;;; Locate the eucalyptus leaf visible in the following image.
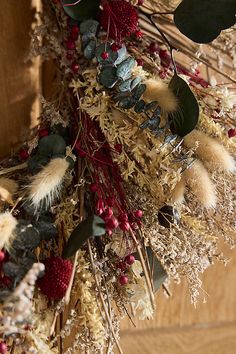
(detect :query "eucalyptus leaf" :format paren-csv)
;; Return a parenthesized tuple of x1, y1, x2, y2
(80, 19, 99, 35)
(81, 33, 95, 47)
(99, 66, 118, 88)
(144, 101, 158, 112)
(114, 45, 127, 65)
(118, 97, 137, 109)
(131, 76, 142, 91)
(116, 57, 135, 80)
(119, 79, 132, 92)
(62, 0, 100, 21)
(132, 83, 146, 100)
(113, 92, 131, 102)
(38, 135, 66, 158)
(62, 215, 105, 258)
(134, 99, 145, 113)
(84, 39, 96, 59)
(168, 74, 199, 137)
(96, 43, 118, 65)
(174, 0, 236, 43)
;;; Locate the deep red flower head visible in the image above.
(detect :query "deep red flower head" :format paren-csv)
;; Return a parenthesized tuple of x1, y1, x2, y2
(37, 256, 73, 300)
(100, 0, 139, 41)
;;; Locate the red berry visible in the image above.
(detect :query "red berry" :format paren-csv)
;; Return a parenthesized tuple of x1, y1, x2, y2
(89, 183, 99, 193)
(71, 62, 79, 73)
(38, 128, 49, 138)
(0, 342, 7, 354)
(106, 196, 116, 207)
(66, 40, 76, 50)
(138, 0, 144, 5)
(19, 148, 29, 161)
(0, 251, 5, 263)
(106, 216, 119, 229)
(104, 207, 113, 219)
(136, 58, 144, 67)
(71, 25, 79, 35)
(134, 210, 143, 218)
(106, 228, 113, 236)
(119, 221, 130, 232)
(101, 51, 109, 60)
(148, 42, 159, 54)
(125, 254, 135, 265)
(228, 128, 236, 138)
(119, 275, 129, 285)
(135, 30, 143, 38)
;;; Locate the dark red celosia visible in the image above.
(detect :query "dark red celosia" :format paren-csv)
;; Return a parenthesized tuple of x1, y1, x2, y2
(37, 256, 73, 300)
(100, 0, 138, 41)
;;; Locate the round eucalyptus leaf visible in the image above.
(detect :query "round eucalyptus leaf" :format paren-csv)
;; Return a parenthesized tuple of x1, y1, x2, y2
(119, 79, 132, 92)
(62, 0, 100, 21)
(81, 33, 96, 47)
(174, 0, 236, 43)
(38, 134, 66, 158)
(114, 44, 127, 65)
(144, 101, 158, 112)
(134, 99, 145, 113)
(99, 66, 118, 88)
(118, 97, 137, 109)
(84, 39, 96, 59)
(96, 43, 118, 65)
(131, 76, 142, 91)
(168, 74, 199, 137)
(113, 92, 131, 103)
(132, 83, 146, 100)
(116, 57, 135, 80)
(80, 19, 99, 35)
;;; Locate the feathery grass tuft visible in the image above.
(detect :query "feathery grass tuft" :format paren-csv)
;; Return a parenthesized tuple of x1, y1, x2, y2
(0, 177, 18, 205)
(0, 212, 18, 250)
(28, 158, 70, 210)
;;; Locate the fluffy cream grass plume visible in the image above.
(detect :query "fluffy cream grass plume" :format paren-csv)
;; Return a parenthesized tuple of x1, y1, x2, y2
(184, 129, 236, 173)
(171, 178, 186, 204)
(28, 158, 69, 210)
(0, 212, 18, 249)
(0, 177, 18, 205)
(184, 159, 217, 208)
(143, 78, 178, 113)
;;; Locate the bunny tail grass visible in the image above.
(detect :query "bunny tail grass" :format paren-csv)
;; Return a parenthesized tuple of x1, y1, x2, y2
(28, 158, 70, 210)
(143, 78, 178, 113)
(0, 177, 18, 205)
(184, 130, 236, 173)
(0, 212, 18, 250)
(183, 160, 217, 209)
(171, 178, 186, 204)
(0, 162, 27, 176)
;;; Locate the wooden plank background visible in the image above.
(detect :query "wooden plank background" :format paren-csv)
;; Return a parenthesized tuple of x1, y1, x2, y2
(0, 2, 236, 353)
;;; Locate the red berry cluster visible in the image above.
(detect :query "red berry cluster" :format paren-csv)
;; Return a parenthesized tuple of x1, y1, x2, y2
(37, 256, 73, 300)
(90, 181, 143, 235)
(65, 23, 80, 73)
(0, 342, 7, 354)
(118, 254, 136, 285)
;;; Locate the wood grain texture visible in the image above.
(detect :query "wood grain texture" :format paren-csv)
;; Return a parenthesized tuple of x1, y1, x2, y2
(0, 0, 40, 158)
(119, 323, 236, 354)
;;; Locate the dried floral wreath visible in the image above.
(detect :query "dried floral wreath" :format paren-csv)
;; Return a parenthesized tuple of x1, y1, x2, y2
(0, 0, 236, 353)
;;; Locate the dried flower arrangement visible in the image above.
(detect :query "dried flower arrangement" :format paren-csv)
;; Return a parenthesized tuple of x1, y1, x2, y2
(0, 0, 236, 353)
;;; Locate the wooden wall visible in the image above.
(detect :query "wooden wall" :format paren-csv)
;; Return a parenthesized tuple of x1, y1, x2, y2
(1, 3, 236, 354)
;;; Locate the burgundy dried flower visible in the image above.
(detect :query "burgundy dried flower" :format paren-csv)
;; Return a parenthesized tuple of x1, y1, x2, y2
(37, 256, 73, 300)
(100, 0, 138, 41)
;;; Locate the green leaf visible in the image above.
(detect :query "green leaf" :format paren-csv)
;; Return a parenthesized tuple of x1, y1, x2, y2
(119, 79, 132, 92)
(174, 0, 236, 43)
(114, 45, 127, 65)
(80, 19, 99, 35)
(134, 99, 145, 113)
(62, 215, 105, 258)
(116, 57, 135, 80)
(99, 66, 118, 88)
(84, 39, 96, 59)
(168, 74, 199, 137)
(62, 0, 100, 22)
(118, 97, 137, 109)
(132, 83, 146, 100)
(38, 135, 66, 158)
(146, 247, 167, 292)
(95, 43, 118, 65)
